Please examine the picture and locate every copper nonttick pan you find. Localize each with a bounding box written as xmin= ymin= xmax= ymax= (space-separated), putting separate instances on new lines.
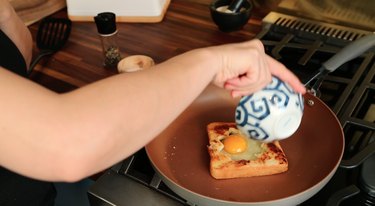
xmin=146 ymin=85 xmax=343 ymax=206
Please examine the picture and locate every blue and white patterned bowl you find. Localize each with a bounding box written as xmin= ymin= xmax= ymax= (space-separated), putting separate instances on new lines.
xmin=235 ymin=76 xmax=304 ymax=142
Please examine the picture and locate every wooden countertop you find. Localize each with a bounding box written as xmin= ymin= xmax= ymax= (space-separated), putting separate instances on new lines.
xmin=28 ymin=0 xmax=264 ymax=92
xmin=13 ymin=0 xmax=66 ymax=26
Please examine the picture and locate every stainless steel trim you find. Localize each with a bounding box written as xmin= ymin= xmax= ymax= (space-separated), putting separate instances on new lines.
xmin=276 ymin=0 xmax=375 ymax=31
xmin=262 ymin=12 xmax=372 ymax=41
xmin=88 ymin=170 xmax=185 ymax=206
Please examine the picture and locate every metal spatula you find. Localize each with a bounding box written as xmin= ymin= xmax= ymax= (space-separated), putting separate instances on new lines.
xmin=28 ymin=17 xmax=72 ymax=75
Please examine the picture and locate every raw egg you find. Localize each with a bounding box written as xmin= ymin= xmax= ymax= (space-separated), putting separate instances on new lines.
xmin=223 ymin=134 xmax=247 ymax=154
xmin=221 ymin=133 xmax=265 ymax=161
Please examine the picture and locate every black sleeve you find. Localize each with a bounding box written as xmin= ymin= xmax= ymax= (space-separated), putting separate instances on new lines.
xmin=0 ymin=29 xmax=28 ymax=77
xmin=0 ymin=167 xmax=56 ymax=206
xmin=0 ymin=30 xmax=56 ymax=205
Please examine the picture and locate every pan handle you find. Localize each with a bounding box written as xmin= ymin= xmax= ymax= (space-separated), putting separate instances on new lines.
xmin=322 ymin=33 xmax=375 ymax=72
xmin=307 ymin=33 xmax=375 ymax=96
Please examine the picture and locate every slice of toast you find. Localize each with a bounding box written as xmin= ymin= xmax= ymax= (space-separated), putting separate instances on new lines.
xmin=207 ymin=122 xmax=288 ymax=179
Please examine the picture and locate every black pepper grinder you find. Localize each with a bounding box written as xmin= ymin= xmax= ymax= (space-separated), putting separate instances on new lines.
xmin=94 ymin=12 xmax=122 ymax=69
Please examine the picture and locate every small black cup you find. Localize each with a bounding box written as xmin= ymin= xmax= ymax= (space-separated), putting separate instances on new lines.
xmin=210 ymin=0 xmax=253 ymax=32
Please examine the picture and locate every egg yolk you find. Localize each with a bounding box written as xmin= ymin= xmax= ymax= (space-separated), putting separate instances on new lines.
xmin=223 ymin=135 xmax=248 ymax=154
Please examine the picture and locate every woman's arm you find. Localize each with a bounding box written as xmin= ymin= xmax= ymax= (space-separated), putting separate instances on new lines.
xmin=0 ymin=40 xmax=305 ymax=182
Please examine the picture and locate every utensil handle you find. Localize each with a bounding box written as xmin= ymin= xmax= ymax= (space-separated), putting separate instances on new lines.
xmin=28 ymin=50 xmax=55 ymax=76
xmin=322 ymin=33 xmax=375 ymax=72
xmin=227 ymin=0 xmax=245 ymax=12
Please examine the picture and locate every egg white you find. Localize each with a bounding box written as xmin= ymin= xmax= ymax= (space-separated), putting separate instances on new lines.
xmin=219 ymin=130 xmax=265 ymax=161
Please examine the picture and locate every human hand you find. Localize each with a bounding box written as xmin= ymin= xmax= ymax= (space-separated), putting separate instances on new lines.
xmin=207 ymin=39 xmax=306 ymax=98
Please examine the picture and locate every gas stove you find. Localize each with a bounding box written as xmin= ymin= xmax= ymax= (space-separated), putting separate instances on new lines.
xmin=88 ymin=4 xmax=374 ymax=206
xmin=256 ymin=12 xmax=375 ymax=205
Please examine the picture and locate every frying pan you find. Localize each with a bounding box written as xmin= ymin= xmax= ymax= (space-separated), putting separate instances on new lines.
xmin=145 ymin=34 xmax=375 ymax=205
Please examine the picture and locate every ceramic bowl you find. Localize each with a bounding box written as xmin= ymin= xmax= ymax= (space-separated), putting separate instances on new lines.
xmin=117 ymin=55 xmax=155 ymax=73
xmin=235 ymin=76 xmax=304 ymax=142
xmin=209 ymin=0 xmax=252 ymax=32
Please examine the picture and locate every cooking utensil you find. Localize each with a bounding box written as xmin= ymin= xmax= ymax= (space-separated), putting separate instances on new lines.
xmin=146 ymin=86 xmax=343 ymax=206
xmin=145 ymin=34 xmax=375 ymax=206
xmin=227 ymin=0 xmax=245 ymax=13
xmin=305 ymin=33 xmax=375 ymax=96
xmin=28 ymin=17 xmax=72 ymax=75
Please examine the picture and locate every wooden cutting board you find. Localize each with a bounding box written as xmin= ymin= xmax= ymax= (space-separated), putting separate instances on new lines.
xmin=10 ymin=0 xmax=66 ymax=26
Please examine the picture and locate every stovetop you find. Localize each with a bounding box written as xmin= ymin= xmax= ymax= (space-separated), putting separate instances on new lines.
xmin=255 ymin=15 xmax=375 ymax=205
xmin=88 ymin=13 xmax=375 ymax=206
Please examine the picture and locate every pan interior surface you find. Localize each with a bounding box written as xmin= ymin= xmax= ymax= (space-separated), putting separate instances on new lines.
xmin=146 ymin=85 xmax=344 ymax=204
